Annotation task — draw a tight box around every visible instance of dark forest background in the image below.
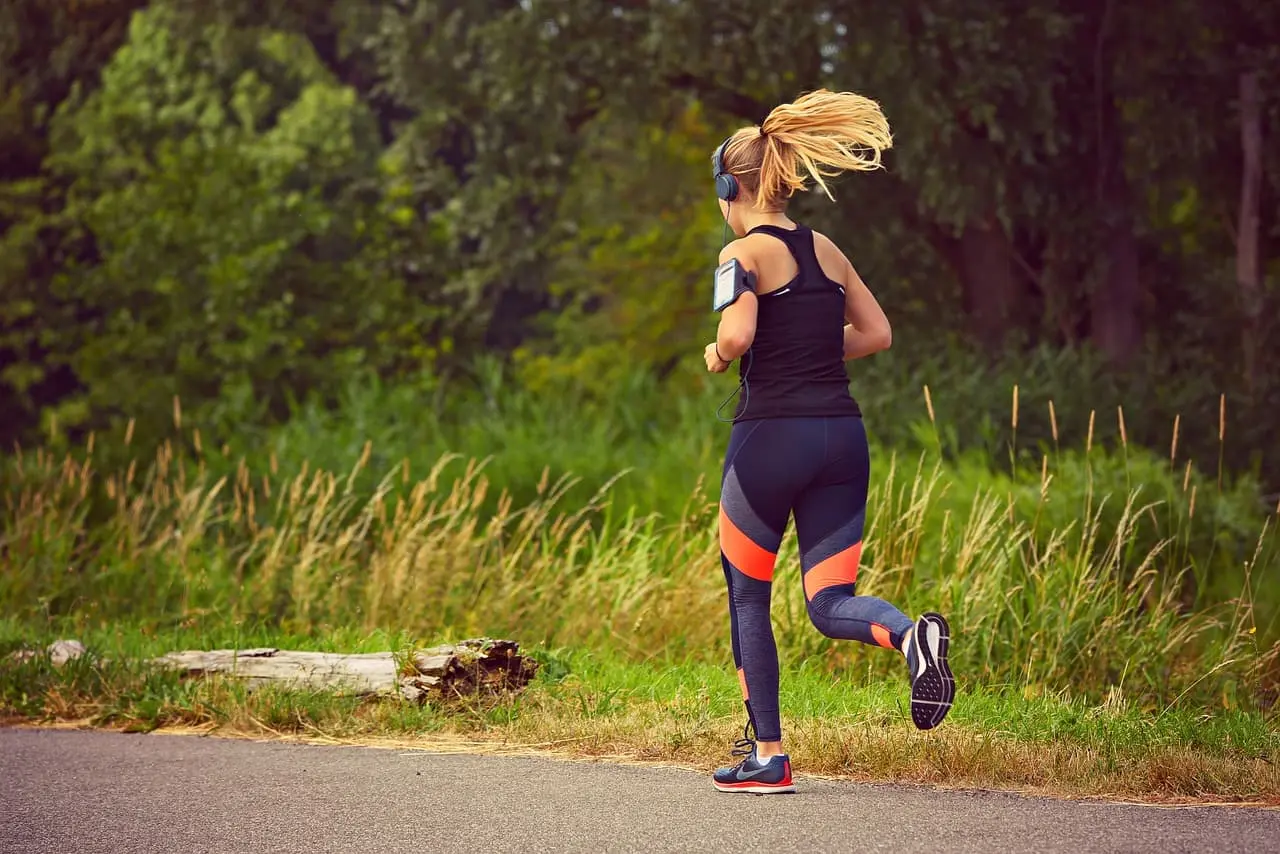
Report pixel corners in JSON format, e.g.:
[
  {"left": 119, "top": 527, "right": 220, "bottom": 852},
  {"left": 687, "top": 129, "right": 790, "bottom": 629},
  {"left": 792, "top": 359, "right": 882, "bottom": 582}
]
[{"left": 2, "top": 0, "right": 1277, "bottom": 498}]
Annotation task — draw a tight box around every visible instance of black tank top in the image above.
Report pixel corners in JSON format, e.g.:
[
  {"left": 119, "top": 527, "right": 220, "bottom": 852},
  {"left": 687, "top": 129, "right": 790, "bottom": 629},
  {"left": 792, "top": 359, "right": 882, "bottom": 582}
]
[{"left": 733, "top": 223, "right": 862, "bottom": 422}]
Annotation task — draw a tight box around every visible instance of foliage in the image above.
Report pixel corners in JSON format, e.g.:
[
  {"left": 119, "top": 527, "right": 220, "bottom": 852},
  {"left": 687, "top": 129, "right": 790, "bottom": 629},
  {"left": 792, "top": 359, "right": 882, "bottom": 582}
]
[
  {"left": 200, "top": 350, "right": 1272, "bottom": 565},
  {"left": 2, "top": 374, "right": 1275, "bottom": 714},
  {"left": 515, "top": 101, "right": 730, "bottom": 392},
  {"left": 1, "top": 0, "right": 1277, "bottom": 488},
  {"left": 5, "top": 5, "right": 445, "bottom": 452},
  {"left": 0, "top": 0, "right": 152, "bottom": 446}
]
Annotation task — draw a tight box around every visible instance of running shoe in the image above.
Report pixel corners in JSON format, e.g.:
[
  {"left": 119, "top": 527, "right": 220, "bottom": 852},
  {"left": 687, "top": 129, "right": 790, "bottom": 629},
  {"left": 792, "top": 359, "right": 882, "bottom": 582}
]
[
  {"left": 904, "top": 611, "right": 955, "bottom": 730},
  {"left": 711, "top": 719, "right": 795, "bottom": 794}
]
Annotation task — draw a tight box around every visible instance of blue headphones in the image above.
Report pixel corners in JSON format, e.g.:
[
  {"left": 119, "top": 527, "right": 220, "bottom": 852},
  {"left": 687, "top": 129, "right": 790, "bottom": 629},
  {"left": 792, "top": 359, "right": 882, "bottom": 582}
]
[{"left": 712, "top": 137, "right": 740, "bottom": 202}]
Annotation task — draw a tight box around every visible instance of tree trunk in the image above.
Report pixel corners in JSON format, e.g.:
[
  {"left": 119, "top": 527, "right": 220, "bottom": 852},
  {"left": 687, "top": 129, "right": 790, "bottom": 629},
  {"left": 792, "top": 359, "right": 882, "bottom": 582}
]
[
  {"left": 1087, "top": 0, "right": 1143, "bottom": 366},
  {"left": 958, "top": 216, "right": 1019, "bottom": 344},
  {"left": 1036, "top": 233, "right": 1088, "bottom": 346},
  {"left": 1237, "top": 70, "right": 1264, "bottom": 394},
  {"left": 910, "top": 208, "right": 1021, "bottom": 347},
  {"left": 1089, "top": 207, "right": 1142, "bottom": 365}
]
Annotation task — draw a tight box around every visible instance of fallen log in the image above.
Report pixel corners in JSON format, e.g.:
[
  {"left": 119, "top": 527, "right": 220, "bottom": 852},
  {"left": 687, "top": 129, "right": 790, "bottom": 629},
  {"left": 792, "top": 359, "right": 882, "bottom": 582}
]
[
  {"left": 151, "top": 648, "right": 401, "bottom": 696},
  {"left": 153, "top": 638, "right": 538, "bottom": 703},
  {"left": 9, "top": 637, "right": 538, "bottom": 704}
]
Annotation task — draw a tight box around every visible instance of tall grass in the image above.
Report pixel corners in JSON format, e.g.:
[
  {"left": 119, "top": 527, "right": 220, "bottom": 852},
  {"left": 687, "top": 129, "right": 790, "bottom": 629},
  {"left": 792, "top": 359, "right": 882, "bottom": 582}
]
[{"left": 3, "top": 378, "right": 1275, "bottom": 713}]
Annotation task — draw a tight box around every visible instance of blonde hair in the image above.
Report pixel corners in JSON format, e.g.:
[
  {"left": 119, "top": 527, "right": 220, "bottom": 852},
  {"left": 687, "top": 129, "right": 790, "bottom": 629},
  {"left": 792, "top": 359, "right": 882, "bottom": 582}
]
[{"left": 719, "top": 89, "right": 893, "bottom": 210}]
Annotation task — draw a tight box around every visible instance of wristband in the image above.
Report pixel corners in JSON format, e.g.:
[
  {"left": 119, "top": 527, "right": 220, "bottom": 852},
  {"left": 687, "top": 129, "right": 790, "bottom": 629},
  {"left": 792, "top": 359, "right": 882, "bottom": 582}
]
[{"left": 715, "top": 344, "right": 731, "bottom": 364}]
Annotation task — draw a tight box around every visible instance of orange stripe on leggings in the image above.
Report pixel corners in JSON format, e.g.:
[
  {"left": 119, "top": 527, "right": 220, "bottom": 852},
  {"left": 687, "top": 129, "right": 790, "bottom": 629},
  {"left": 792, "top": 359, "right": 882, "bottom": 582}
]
[
  {"left": 737, "top": 667, "right": 749, "bottom": 700},
  {"left": 870, "top": 623, "right": 894, "bottom": 649},
  {"left": 802, "top": 541, "right": 862, "bottom": 601},
  {"left": 719, "top": 506, "right": 776, "bottom": 582}
]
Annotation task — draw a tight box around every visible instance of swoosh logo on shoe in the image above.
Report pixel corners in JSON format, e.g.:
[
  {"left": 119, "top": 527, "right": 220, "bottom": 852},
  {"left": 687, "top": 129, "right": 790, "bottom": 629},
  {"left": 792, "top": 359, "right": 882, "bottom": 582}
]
[{"left": 735, "top": 764, "right": 772, "bottom": 781}]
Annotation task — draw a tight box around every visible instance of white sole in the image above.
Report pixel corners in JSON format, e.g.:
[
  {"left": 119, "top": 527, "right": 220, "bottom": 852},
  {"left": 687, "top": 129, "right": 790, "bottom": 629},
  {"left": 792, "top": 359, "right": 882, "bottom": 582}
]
[
  {"left": 713, "top": 783, "right": 796, "bottom": 794},
  {"left": 910, "top": 612, "right": 955, "bottom": 730}
]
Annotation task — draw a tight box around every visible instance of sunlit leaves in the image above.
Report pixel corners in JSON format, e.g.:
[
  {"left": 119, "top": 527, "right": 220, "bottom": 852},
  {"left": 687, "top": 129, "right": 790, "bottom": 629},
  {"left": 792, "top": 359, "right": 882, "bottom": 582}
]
[{"left": 40, "top": 4, "right": 427, "bottom": 446}]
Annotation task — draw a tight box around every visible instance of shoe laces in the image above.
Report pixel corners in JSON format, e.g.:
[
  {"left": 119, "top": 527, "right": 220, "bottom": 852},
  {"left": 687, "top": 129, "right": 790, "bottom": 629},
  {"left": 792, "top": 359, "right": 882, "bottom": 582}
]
[{"left": 730, "top": 717, "right": 757, "bottom": 760}]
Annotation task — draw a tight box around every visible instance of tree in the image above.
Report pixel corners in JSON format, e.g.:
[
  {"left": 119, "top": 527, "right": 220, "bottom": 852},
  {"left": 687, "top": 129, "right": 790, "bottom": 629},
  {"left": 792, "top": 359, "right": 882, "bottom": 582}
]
[
  {"left": 516, "top": 99, "right": 729, "bottom": 392},
  {"left": 0, "top": 0, "right": 150, "bottom": 447},
  {"left": 39, "top": 3, "right": 432, "bottom": 446}
]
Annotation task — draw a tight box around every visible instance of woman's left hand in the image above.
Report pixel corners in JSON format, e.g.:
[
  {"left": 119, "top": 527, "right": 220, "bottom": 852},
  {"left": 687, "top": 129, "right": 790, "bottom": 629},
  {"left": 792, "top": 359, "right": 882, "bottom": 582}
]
[{"left": 704, "top": 342, "right": 730, "bottom": 373}]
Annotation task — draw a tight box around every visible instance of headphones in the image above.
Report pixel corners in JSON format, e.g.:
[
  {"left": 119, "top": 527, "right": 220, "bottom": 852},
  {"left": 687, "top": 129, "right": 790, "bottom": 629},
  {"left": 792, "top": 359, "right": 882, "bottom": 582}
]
[{"left": 712, "top": 137, "right": 740, "bottom": 202}]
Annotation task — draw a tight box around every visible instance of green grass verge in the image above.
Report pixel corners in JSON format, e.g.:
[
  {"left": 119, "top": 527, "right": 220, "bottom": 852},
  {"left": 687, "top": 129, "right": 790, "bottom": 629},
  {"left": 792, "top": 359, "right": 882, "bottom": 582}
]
[
  {"left": 3, "top": 620, "right": 1276, "bottom": 805},
  {"left": 5, "top": 427, "right": 1276, "bottom": 711}
]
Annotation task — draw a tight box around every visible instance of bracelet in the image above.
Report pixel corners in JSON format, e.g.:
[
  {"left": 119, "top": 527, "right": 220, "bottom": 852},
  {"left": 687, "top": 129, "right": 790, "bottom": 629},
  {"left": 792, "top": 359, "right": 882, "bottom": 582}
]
[{"left": 715, "top": 344, "right": 731, "bottom": 364}]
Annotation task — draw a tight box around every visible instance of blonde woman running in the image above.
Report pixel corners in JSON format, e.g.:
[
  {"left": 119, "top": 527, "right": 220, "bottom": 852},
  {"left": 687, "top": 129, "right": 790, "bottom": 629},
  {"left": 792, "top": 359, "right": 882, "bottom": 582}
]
[{"left": 703, "top": 89, "right": 954, "bottom": 794}]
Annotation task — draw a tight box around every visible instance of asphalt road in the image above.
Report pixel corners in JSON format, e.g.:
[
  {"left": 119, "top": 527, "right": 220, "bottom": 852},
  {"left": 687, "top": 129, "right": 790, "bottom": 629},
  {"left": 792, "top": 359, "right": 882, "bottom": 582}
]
[{"left": 1, "top": 728, "right": 1276, "bottom": 854}]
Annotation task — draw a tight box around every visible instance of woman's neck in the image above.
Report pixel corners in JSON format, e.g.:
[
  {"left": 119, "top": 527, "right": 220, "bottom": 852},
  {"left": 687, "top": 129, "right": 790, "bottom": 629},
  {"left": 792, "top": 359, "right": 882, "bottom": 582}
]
[{"left": 738, "top": 208, "right": 796, "bottom": 234}]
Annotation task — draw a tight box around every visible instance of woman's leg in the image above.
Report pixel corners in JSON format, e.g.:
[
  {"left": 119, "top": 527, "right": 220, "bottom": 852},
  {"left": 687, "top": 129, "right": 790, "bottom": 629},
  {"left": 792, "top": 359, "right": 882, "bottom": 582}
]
[
  {"left": 791, "top": 417, "right": 955, "bottom": 729},
  {"left": 717, "top": 421, "right": 788, "bottom": 746},
  {"left": 713, "top": 419, "right": 814, "bottom": 792},
  {"left": 790, "top": 417, "right": 913, "bottom": 648}
]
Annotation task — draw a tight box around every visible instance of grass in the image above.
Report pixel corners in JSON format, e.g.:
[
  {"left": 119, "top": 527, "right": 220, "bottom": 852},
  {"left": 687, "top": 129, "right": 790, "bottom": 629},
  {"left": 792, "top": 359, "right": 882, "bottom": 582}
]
[
  {"left": 2, "top": 407, "right": 1275, "bottom": 709},
  {"left": 2, "top": 621, "right": 1277, "bottom": 805},
  {"left": 3, "top": 374, "right": 1278, "bottom": 801}
]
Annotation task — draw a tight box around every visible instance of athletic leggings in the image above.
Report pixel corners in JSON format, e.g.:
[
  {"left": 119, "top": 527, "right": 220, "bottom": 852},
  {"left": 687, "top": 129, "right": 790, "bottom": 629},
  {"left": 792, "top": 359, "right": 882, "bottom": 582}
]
[{"left": 719, "top": 415, "right": 914, "bottom": 742}]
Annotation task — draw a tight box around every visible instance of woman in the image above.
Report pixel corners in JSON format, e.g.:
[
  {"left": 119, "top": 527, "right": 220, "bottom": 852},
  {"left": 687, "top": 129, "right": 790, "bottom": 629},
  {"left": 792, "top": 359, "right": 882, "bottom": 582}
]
[{"left": 703, "top": 89, "right": 954, "bottom": 794}]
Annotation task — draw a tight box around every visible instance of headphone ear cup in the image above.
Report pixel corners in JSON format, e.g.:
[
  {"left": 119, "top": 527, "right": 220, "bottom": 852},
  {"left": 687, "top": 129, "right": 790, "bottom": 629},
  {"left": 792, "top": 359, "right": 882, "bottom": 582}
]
[{"left": 716, "top": 173, "right": 739, "bottom": 202}]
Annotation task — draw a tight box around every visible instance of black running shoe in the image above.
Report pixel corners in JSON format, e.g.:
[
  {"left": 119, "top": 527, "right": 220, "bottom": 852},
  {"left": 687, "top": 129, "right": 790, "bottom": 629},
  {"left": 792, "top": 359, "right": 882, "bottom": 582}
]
[
  {"left": 904, "top": 611, "right": 955, "bottom": 730},
  {"left": 712, "top": 720, "right": 795, "bottom": 794}
]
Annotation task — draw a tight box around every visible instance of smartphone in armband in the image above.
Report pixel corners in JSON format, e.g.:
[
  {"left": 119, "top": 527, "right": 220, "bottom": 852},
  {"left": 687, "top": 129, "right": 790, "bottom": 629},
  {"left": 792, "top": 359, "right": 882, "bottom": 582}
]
[{"left": 712, "top": 258, "right": 755, "bottom": 312}]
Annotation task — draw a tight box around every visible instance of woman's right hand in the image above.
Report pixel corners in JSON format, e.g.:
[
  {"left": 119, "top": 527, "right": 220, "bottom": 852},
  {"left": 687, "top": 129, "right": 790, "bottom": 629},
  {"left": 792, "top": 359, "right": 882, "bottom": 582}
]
[{"left": 705, "top": 342, "right": 731, "bottom": 373}]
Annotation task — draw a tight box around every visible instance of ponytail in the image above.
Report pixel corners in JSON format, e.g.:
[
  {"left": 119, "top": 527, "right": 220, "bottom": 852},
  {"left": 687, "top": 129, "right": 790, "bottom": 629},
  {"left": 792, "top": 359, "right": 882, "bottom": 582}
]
[{"left": 723, "top": 89, "right": 893, "bottom": 209}]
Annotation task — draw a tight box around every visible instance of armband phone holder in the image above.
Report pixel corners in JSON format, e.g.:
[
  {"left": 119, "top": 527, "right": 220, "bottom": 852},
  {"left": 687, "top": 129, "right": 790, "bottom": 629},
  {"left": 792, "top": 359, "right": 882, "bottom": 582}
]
[{"left": 713, "top": 258, "right": 755, "bottom": 312}]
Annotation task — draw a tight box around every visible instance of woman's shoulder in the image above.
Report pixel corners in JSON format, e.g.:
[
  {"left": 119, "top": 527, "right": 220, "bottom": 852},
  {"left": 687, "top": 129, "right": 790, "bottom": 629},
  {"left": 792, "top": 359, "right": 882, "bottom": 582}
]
[
  {"left": 809, "top": 229, "right": 853, "bottom": 274},
  {"left": 718, "top": 232, "right": 780, "bottom": 265},
  {"left": 809, "top": 228, "right": 841, "bottom": 253}
]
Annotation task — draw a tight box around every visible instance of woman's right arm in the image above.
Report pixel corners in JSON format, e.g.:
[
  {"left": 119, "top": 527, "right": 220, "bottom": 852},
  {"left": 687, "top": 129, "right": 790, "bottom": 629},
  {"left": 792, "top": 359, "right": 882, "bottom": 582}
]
[{"left": 840, "top": 255, "right": 892, "bottom": 360}]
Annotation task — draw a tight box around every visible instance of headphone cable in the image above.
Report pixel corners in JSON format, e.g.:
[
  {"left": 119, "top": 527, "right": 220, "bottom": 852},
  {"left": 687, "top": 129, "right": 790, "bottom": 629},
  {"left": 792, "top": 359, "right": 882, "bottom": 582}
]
[{"left": 715, "top": 348, "right": 751, "bottom": 423}]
